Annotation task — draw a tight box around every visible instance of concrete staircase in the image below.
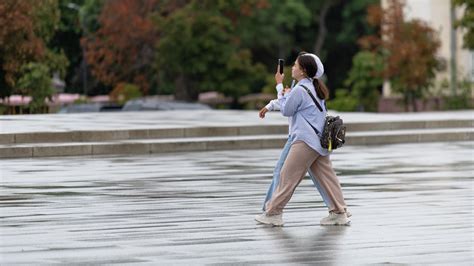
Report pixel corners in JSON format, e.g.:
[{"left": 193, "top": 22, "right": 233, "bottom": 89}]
[{"left": 1, "top": 119, "right": 472, "bottom": 158}]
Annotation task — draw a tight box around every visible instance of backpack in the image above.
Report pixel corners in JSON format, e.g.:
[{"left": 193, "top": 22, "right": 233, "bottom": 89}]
[{"left": 300, "top": 85, "right": 346, "bottom": 152}]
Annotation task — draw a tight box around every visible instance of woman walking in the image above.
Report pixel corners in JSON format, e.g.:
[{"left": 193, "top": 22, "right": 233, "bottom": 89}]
[
  {"left": 259, "top": 97, "right": 332, "bottom": 212},
  {"left": 255, "top": 52, "right": 350, "bottom": 226}
]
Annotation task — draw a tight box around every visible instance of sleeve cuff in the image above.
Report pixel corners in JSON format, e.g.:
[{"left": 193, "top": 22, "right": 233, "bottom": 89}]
[
  {"left": 276, "top": 83, "right": 284, "bottom": 93},
  {"left": 265, "top": 102, "right": 273, "bottom": 111},
  {"left": 276, "top": 83, "right": 284, "bottom": 99}
]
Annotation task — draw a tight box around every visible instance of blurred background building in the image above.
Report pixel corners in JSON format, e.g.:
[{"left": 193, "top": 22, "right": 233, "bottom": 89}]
[{"left": 382, "top": 0, "right": 473, "bottom": 97}]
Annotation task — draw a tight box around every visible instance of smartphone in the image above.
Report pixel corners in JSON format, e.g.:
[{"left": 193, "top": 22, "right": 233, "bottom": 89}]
[{"left": 278, "top": 59, "right": 284, "bottom": 74}]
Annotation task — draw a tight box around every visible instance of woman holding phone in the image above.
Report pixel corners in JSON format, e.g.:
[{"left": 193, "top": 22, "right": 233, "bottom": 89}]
[{"left": 255, "top": 52, "right": 350, "bottom": 226}]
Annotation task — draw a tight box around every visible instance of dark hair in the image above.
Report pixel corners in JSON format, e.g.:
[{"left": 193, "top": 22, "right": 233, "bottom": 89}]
[{"left": 297, "top": 52, "right": 329, "bottom": 100}]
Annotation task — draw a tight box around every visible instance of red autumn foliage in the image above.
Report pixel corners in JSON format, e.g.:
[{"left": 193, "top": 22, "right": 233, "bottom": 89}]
[
  {"left": 81, "top": 0, "right": 162, "bottom": 95},
  {"left": 359, "top": 0, "right": 441, "bottom": 111},
  {"left": 0, "top": 1, "right": 45, "bottom": 89}
]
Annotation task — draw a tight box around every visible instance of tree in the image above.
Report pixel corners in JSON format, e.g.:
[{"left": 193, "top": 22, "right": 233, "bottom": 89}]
[
  {"left": 17, "top": 63, "right": 53, "bottom": 113},
  {"left": 155, "top": 0, "right": 268, "bottom": 102},
  {"left": 0, "top": 1, "right": 45, "bottom": 98},
  {"left": 311, "top": 0, "right": 341, "bottom": 55},
  {"left": 82, "top": 0, "right": 160, "bottom": 95},
  {"left": 0, "top": 0, "right": 68, "bottom": 104},
  {"left": 237, "top": 0, "right": 310, "bottom": 64},
  {"left": 453, "top": 0, "right": 474, "bottom": 49},
  {"left": 359, "top": 0, "right": 441, "bottom": 112},
  {"left": 50, "top": 0, "right": 93, "bottom": 94},
  {"left": 298, "top": 0, "right": 379, "bottom": 97},
  {"left": 327, "top": 50, "right": 383, "bottom": 112},
  {"left": 109, "top": 82, "right": 142, "bottom": 105},
  {"left": 344, "top": 51, "right": 384, "bottom": 112}
]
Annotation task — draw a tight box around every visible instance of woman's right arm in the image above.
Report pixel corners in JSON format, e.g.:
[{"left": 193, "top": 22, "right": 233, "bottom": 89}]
[{"left": 279, "top": 87, "right": 303, "bottom": 117}]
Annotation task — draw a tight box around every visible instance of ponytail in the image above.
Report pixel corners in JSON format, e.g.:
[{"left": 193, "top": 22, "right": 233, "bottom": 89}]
[{"left": 313, "top": 78, "right": 329, "bottom": 100}]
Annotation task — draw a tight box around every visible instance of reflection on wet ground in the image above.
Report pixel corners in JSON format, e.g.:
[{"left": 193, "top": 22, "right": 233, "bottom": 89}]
[{"left": 1, "top": 142, "right": 473, "bottom": 264}]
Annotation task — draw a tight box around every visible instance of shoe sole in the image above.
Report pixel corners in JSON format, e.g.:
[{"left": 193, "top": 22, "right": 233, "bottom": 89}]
[{"left": 254, "top": 217, "right": 284, "bottom": 227}]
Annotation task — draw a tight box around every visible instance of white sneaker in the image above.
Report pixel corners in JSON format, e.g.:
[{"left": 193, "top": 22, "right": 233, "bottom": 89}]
[
  {"left": 320, "top": 212, "right": 351, "bottom": 226},
  {"left": 255, "top": 213, "right": 284, "bottom": 226}
]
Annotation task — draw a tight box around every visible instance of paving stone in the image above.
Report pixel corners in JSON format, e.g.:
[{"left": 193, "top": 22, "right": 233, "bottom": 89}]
[
  {"left": 32, "top": 144, "right": 92, "bottom": 157},
  {"left": 150, "top": 140, "right": 207, "bottom": 153},
  {"left": 92, "top": 143, "right": 150, "bottom": 155},
  {"left": 0, "top": 134, "right": 14, "bottom": 144},
  {"left": 184, "top": 126, "right": 239, "bottom": 137},
  {"left": 15, "top": 132, "right": 72, "bottom": 143},
  {"left": 0, "top": 146, "right": 32, "bottom": 158}
]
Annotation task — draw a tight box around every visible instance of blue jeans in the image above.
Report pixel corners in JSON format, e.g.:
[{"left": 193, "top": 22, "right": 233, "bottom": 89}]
[{"left": 263, "top": 136, "right": 330, "bottom": 211}]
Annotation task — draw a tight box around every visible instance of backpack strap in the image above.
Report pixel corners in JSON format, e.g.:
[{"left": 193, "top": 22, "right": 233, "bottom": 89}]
[{"left": 300, "top": 84, "right": 324, "bottom": 112}]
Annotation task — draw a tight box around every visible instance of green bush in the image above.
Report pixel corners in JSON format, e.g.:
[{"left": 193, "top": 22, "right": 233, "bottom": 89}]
[
  {"left": 0, "top": 104, "right": 7, "bottom": 115},
  {"left": 344, "top": 51, "right": 383, "bottom": 112},
  {"left": 109, "top": 83, "right": 142, "bottom": 105},
  {"left": 326, "top": 89, "right": 359, "bottom": 111},
  {"left": 443, "top": 79, "right": 473, "bottom": 110},
  {"left": 17, "top": 62, "right": 53, "bottom": 114}
]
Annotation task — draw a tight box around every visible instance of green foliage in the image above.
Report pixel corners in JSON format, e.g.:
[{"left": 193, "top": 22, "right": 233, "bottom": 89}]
[
  {"left": 361, "top": 1, "right": 441, "bottom": 111},
  {"left": 0, "top": 104, "right": 7, "bottom": 115},
  {"left": 261, "top": 66, "right": 294, "bottom": 94},
  {"left": 155, "top": 1, "right": 267, "bottom": 101},
  {"left": 109, "top": 82, "right": 142, "bottom": 105},
  {"left": 238, "top": 0, "right": 310, "bottom": 59},
  {"left": 79, "top": 0, "right": 104, "bottom": 34},
  {"left": 337, "top": 0, "right": 380, "bottom": 43},
  {"left": 443, "top": 78, "right": 473, "bottom": 110},
  {"left": 301, "top": 0, "right": 379, "bottom": 94},
  {"left": 73, "top": 96, "right": 89, "bottom": 104},
  {"left": 1, "top": 0, "right": 402, "bottom": 111},
  {"left": 51, "top": 0, "right": 90, "bottom": 93},
  {"left": 17, "top": 63, "right": 53, "bottom": 113},
  {"left": 326, "top": 89, "right": 359, "bottom": 111},
  {"left": 326, "top": 51, "right": 383, "bottom": 112},
  {"left": 453, "top": 0, "right": 474, "bottom": 49},
  {"left": 33, "top": 0, "right": 61, "bottom": 42},
  {"left": 344, "top": 51, "right": 383, "bottom": 111},
  {"left": 44, "top": 49, "right": 69, "bottom": 78},
  {"left": 0, "top": 0, "right": 68, "bottom": 106}
]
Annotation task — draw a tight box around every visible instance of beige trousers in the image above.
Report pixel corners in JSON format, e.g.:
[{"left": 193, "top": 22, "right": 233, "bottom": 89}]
[{"left": 265, "top": 141, "right": 347, "bottom": 215}]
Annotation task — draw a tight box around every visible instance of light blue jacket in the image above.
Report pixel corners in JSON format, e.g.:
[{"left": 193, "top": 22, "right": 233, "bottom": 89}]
[{"left": 277, "top": 78, "right": 329, "bottom": 156}]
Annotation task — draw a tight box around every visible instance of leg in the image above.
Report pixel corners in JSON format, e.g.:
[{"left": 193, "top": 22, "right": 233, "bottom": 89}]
[
  {"left": 309, "top": 155, "right": 347, "bottom": 213},
  {"left": 265, "top": 141, "right": 318, "bottom": 215},
  {"left": 308, "top": 170, "right": 331, "bottom": 208},
  {"left": 262, "top": 137, "right": 293, "bottom": 211}
]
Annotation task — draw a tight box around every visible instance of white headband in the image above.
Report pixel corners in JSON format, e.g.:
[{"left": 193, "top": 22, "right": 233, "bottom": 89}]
[{"left": 303, "top": 53, "right": 324, "bottom": 79}]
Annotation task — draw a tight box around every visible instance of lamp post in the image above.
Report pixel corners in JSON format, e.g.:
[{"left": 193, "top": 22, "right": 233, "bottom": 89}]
[
  {"left": 66, "top": 2, "right": 88, "bottom": 96},
  {"left": 450, "top": 0, "right": 457, "bottom": 96}
]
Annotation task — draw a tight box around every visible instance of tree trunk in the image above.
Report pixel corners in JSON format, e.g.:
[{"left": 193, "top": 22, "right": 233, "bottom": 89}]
[
  {"left": 404, "top": 92, "right": 410, "bottom": 112},
  {"left": 174, "top": 74, "right": 198, "bottom": 102},
  {"left": 313, "top": 0, "right": 337, "bottom": 55},
  {"left": 411, "top": 91, "right": 418, "bottom": 112}
]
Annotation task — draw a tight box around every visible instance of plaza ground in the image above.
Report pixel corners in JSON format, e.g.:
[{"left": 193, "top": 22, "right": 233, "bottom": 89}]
[{"left": 1, "top": 141, "right": 473, "bottom": 264}]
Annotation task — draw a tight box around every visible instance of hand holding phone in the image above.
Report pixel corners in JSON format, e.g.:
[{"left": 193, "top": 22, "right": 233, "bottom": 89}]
[{"left": 278, "top": 59, "right": 284, "bottom": 74}]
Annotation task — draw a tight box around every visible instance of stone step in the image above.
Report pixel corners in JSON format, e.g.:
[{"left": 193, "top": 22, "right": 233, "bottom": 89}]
[
  {"left": 1, "top": 119, "right": 472, "bottom": 145},
  {"left": 1, "top": 128, "right": 472, "bottom": 158}
]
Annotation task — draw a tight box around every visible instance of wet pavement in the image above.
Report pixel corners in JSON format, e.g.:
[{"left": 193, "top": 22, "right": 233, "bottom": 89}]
[{"left": 1, "top": 142, "right": 473, "bottom": 265}]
